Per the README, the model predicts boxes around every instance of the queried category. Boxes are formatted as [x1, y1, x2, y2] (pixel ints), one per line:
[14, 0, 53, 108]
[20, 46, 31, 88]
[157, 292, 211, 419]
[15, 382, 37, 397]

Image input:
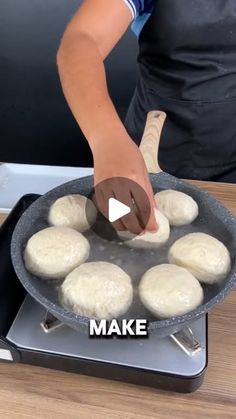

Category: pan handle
[139, 110, 166, 174]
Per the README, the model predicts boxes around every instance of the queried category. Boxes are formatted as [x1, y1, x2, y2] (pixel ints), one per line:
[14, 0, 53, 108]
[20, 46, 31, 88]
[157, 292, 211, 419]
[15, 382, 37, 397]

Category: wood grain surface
[139, 110, 166, 173]
[0, 181, 235, 419]
[0, 213, 7, 224]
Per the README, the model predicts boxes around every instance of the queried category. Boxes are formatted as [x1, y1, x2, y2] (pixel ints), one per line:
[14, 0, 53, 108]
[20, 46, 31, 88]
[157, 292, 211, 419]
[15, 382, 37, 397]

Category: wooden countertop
[0, 180, 235, 419]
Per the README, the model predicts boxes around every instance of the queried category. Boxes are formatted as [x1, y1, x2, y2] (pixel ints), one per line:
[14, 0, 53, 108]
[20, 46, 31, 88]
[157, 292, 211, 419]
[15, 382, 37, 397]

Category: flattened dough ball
[48, 194, 97, 232]
[139, 264, 203, 318]
[168, 232, 231, 284]
[24, 227, 90, 279]
[154, 189, 198, 226]
[60, 261, 133, 319]
[118, 209, 170, 249]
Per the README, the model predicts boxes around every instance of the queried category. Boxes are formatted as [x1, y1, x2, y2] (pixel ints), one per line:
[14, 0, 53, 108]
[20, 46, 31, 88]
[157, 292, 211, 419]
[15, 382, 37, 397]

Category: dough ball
[168, 232, 231, 284]
[154, 189, 199, 226]
[24, 227, 90, 279]
[48, 194, 97, 233]
[60, 261, 133, 319]
[118, 209, 170, 249]
[139, 264, 203, 318]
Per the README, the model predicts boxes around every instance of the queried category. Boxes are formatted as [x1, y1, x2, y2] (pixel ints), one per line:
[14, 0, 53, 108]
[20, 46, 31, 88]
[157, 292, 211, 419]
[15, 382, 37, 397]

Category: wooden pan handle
[139, 110, 166, 173]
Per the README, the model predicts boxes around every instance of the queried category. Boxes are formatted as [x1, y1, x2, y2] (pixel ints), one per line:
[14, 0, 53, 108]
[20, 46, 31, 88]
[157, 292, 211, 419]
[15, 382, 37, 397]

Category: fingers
[114, 187, 144, 234]
[112, 219, 126, 231]
[143, 181, 159, 232]
[103, 183, 127, 232]
[94, 181, 126, 232]
[145, 205, 158, 232]
[93, 177, 158, 235]
[130, 189, 150, 231]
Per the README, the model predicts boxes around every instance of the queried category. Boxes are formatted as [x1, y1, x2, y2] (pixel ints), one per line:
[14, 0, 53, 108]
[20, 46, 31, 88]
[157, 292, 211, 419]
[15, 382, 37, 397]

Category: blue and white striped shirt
[122, 0, 154, 36]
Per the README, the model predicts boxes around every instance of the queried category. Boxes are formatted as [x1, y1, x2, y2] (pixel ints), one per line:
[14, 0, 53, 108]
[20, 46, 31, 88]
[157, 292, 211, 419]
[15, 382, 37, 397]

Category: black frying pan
[11, 111, 236, 337]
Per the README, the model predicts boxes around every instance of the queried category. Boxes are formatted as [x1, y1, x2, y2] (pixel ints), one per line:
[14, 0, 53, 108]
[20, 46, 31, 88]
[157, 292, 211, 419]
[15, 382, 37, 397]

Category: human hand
[92, 136, 158, 234]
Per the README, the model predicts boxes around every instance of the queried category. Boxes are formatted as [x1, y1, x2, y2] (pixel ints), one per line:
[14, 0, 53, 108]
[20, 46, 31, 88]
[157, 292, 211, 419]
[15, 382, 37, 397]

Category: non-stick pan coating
[11, 173, 236, 337]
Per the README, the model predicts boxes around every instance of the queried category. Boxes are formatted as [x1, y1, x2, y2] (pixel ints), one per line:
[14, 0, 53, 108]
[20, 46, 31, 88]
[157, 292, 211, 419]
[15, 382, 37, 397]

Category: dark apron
[125, 0, 236, 181]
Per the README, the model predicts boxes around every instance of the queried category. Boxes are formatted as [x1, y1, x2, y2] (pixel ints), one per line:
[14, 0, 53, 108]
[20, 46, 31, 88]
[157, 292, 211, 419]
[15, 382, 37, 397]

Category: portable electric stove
[0, 194, 208, 393]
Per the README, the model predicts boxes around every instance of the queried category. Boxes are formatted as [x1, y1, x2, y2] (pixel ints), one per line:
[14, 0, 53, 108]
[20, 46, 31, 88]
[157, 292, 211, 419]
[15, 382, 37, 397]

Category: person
[57, 0, 236, 233]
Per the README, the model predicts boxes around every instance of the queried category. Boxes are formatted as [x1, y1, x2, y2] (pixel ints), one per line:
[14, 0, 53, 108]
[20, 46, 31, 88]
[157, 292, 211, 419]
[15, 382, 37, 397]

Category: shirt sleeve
[122, 0, 154, 20]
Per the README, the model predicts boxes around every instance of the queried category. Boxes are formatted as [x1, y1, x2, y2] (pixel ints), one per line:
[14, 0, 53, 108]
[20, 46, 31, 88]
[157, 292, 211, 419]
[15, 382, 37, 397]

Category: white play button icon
[88, 177, 151, 241]
[108, 198, 131, 223]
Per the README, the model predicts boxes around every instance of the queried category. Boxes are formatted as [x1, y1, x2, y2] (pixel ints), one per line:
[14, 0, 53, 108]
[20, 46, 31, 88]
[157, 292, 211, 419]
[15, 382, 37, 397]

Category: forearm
[57, 31, 131, 153]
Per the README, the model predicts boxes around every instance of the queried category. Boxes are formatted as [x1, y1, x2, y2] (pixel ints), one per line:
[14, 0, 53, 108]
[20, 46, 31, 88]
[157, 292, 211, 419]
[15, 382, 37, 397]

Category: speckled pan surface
[11, 173, 236, 337]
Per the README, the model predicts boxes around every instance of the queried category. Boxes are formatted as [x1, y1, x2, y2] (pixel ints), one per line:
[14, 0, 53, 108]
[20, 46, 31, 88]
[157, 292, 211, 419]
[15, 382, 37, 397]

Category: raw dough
[139, 264, 203, 318]
[48, 194, 97, 232]
[24, 227, 90, 279]
[168, 232, 231, 284]
[118, 209, 170, 249]
[154, 189, 198, 226]
[60, 261, 133, 319]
